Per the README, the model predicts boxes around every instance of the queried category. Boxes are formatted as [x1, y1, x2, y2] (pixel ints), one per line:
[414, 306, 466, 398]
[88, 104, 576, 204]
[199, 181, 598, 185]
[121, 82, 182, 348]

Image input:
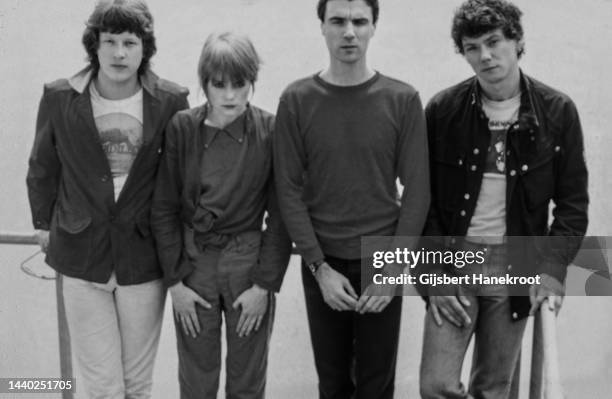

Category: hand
[356, 282, 395, 314]
[428, 285, 471, 328]
[35, 230, 50, 253]
[169, 281, 211, 338]
[232, 284, 269, 338]
[315, 263, 358, 311]
[529, 273, 564, 316]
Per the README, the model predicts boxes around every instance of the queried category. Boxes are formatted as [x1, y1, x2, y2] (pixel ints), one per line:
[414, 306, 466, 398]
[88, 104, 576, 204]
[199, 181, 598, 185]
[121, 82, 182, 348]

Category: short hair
[317, 0, 379, 25]
[82, 0, 156, 75]
[452, 0, 524, 57]
[197, 31, 261, 92]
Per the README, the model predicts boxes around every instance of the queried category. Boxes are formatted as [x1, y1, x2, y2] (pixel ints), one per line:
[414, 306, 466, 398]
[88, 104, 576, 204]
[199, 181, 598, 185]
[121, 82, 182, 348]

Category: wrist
[314, 262, 330, 282]
[308, 259, 326, 276]
[251, 284, 268, 295]
[169, 281, 184, 293]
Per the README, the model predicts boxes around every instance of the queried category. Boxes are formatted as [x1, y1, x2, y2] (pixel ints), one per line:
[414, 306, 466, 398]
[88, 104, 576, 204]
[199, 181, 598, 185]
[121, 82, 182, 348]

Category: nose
[480, 45, 492, 62]
[343, 22, 356, 40]
[114, 44, 127, 59]
[224, 86, 236, 100]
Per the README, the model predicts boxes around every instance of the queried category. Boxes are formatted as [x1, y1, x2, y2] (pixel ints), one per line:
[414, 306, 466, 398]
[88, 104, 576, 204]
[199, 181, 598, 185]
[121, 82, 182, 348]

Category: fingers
[430, 296, 471, 328]
[236, 311, 248, 336]
[195, 295, 212, 309]
[342, 279, 358, 300]
[529, 288, 546, 316]
[355, 295, 369, 313]
[430, 303, 443, 327]
[176, 310, 199, 338]
[356, 296, 392, 314]
[236, 312, 265, 337]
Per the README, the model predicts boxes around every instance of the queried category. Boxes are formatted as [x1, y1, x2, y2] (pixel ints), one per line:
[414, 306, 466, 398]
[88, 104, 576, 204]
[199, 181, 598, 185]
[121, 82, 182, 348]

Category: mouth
[340, 45, 358, 50]
[222, 105, 237, 110]
[482, 65, 498, 72]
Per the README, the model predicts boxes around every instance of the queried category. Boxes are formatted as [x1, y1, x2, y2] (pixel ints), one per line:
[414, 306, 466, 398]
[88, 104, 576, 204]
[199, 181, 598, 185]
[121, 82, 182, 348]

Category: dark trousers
[302, 256, 402, 399]
[177, 231, 274, 399]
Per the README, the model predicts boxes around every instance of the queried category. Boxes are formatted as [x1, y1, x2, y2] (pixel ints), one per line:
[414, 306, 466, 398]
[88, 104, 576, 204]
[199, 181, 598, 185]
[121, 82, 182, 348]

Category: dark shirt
[195, 113, 268, 236]
[273, 72, 430, 264]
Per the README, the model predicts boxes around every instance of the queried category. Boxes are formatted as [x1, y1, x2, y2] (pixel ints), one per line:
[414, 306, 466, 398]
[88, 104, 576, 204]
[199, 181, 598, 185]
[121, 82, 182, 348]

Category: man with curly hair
[418, 0, 588, 397]
[26, 1, 188, 397]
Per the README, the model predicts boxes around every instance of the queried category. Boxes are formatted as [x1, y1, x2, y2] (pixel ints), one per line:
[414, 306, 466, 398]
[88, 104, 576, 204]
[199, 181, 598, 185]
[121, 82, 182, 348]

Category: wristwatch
[308, 259, 325, 276]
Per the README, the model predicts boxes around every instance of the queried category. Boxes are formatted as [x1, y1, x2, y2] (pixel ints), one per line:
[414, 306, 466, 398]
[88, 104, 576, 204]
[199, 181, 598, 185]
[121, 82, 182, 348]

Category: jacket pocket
[51, 207, 93, 270]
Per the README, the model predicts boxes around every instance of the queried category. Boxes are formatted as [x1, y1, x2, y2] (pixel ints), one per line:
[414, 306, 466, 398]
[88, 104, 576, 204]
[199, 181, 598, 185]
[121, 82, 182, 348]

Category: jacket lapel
[69, 68, 113, 174]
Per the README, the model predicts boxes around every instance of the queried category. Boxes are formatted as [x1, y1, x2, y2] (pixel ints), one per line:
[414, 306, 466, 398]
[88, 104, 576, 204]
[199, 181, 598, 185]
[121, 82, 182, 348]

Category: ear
[517, 38, 525, 55]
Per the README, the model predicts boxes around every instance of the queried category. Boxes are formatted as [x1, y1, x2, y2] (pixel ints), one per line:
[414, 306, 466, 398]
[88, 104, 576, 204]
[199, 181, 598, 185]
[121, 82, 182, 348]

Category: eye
[211, 80, 225, 89]
[233, 79, 246, 88]
[353, 18, 369, 26]
[487, 38, 500, 47]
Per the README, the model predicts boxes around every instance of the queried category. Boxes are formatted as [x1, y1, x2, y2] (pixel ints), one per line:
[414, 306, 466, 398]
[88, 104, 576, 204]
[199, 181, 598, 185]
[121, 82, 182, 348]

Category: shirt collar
[469, 69, 540, 129]
[68, 66, 159, 97]
[203, 108, 247, 146]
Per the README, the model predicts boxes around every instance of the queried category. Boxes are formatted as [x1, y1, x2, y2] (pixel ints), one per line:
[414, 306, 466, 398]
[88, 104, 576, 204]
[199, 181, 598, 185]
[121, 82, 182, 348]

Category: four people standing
[26, 0, 588, 398]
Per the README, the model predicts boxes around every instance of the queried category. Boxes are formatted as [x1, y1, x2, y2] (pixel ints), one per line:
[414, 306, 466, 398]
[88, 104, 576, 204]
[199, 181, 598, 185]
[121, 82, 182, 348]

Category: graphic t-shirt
[467, 93, 520, 243]
[90, 82, 143, 201]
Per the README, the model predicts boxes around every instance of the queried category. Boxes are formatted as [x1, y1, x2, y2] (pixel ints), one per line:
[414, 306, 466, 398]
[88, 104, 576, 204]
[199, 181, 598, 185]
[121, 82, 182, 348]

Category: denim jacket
[422, 71, 588, 319]
[27, 67, 189, 284]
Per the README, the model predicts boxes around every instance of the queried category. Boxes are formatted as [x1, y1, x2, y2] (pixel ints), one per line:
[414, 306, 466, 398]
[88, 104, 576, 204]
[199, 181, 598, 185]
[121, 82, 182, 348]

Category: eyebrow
[328, 16, 370, 23]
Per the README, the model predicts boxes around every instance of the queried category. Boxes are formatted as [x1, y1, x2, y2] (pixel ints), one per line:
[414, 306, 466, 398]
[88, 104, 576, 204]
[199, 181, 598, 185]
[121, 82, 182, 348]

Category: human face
[205, 76, 251, 127]
[462, 29, 522, 88]
[321, 0, 376, 66]
[96, 31, 143, 89]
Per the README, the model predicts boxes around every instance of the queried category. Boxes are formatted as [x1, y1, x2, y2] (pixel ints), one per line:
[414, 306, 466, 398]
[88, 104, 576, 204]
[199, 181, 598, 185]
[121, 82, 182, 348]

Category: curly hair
[452, 0, 524, 57]
[82, 0, 156, 75]
[317, 0, 379, 25]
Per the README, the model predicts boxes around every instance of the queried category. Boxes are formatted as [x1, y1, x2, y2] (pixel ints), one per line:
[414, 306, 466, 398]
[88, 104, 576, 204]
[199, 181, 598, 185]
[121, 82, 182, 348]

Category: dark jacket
[151, 104, 292, 291]
[27, 67, 189, 285]
[421, 71, 588, 319]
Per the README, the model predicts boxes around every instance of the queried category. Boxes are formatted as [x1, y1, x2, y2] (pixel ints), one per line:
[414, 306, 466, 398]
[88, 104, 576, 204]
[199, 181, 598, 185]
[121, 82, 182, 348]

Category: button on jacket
[151, 104, 292, 291]
[421, 71, 588, 319]
[27, 67, 189, 285]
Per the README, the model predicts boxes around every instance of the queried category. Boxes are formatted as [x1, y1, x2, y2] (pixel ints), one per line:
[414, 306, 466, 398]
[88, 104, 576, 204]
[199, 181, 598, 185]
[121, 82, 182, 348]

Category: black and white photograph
[1, 0, 611, 398]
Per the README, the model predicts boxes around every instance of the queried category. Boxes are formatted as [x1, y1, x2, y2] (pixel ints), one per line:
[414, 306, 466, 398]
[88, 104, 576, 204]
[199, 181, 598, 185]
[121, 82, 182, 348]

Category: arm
[358, 92, 432, 313]
[272, 97, 324, 265]
[273, 96, 357, 311]
[412, 98, 447, 295]
[151, 114, 194, 288]
[249, 177, 293, 292]
[26, 88, 61, 233]
[531, 99, 589, 314]
[537, 99, 588, 281]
